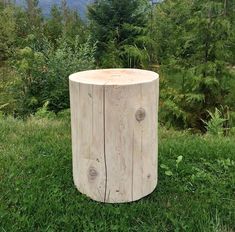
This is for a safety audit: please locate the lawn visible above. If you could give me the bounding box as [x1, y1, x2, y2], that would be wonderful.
[0, 115, 234, 231]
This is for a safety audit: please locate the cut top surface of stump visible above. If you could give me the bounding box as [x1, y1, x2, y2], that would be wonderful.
[69, 68, 159, 86]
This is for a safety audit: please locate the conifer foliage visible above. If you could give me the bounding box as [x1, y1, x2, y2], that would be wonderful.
[0, 0, 234, 132]
[153, 0, 235, 130]
[88, 0, 151, 68]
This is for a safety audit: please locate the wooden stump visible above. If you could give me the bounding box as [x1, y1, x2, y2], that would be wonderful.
[69, 69, 159, 203]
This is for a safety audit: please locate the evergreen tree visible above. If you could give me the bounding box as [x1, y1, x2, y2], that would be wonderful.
[59, 0, 87, 46]
[44, 5, 63, 45]
[0, 4, 16, 61]
[25, 0, 42, 30]
[153, 0, 235, 130]
[88, 0, 150, 68]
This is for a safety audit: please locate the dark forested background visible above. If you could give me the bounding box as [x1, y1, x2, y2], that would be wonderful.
[0, 0, 235, 134]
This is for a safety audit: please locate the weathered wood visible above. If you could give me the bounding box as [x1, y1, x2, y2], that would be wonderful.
[69, 69, 159, 203]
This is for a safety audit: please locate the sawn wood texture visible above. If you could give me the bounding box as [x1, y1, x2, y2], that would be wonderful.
[69, 69, 159, 203]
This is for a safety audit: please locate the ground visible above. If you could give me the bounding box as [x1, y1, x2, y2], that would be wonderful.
[0, 115, 234, 231]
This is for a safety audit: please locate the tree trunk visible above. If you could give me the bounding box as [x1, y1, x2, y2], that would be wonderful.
[69, 69, 159, 203]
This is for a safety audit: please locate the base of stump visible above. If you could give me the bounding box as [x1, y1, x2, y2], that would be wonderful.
[74, 181, 158, 203]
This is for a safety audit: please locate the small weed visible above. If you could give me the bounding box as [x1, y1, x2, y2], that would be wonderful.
[160, 155, 183, 176]
[202, 108, 227, 136]
[34, 101, 55, 119]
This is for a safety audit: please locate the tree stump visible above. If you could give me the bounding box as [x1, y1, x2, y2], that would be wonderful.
[69, 69, 159, 203]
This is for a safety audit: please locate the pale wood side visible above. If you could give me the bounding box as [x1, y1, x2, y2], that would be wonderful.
[104, 80, 158, 203]
[69, 81, 106, 202]
[69, 70, 159, 203]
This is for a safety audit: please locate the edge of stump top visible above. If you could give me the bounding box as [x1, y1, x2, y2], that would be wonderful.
[69, 68, 159, 86]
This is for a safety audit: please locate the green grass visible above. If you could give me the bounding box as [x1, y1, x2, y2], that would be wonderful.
[0, 116, 235, 232]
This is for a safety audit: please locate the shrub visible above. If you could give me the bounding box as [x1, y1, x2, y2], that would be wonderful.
[34, 101, 55, 119]
[13, 37, 96, 116]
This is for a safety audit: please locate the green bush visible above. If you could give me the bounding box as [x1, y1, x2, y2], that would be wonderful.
[13, 37, 96, 116]
[34, 101, 56, 119]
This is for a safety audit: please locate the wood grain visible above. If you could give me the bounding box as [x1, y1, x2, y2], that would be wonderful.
[69, 69, 159, 203]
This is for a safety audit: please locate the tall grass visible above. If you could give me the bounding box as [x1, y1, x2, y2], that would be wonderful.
[0, 115, 234, 231]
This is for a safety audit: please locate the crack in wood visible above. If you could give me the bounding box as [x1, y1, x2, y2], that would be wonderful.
[103, 85, 108, 203]
[90, 85, 93, 160]
[92, 85, 94, 137]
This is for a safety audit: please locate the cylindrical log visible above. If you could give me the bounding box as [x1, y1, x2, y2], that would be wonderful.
[69, 69, 159, 203]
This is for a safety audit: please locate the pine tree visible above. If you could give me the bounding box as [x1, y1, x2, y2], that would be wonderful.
[25, 0, 42, 30]
[153, 0, 235, 130]
[0, 4, 16, 61]
[88, 0, 151, 68]
[60, 0, 86, 46]
[44, 5, 63, 44]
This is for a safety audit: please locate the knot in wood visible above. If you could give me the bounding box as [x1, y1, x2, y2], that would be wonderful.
[135, 108, 146, 122]
[88, 167, 98, 181]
